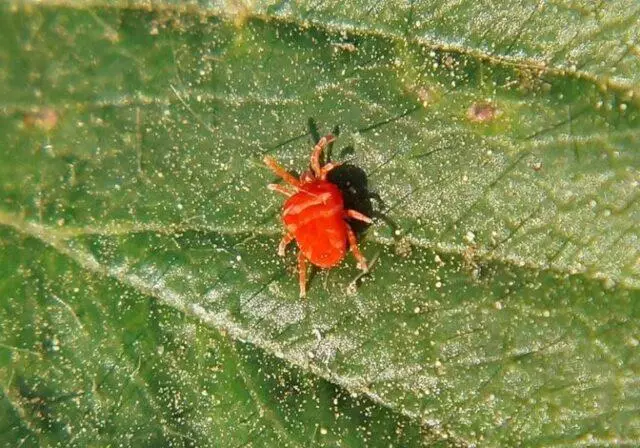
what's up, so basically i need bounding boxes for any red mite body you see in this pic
[283,180,347,268]
[264,134,371,297]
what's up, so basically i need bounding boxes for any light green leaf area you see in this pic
[0,2,638,447]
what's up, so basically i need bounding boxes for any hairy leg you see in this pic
[345,209,373,224]
[310,134,336,178]
[268,184,295,197]
[346,224,368,271]
[319,162,343,180]
[298,251,308,298]
[263,156,301,188]
[278,233,295,257]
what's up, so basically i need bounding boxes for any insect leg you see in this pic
[278,233,295,256]
[310,134,336,178]
[268,184,295,197]
[263,156,301,187]
[346,224,368,272]
[345,209,373,224]
[319,162,343,180]
[298,251,308,298]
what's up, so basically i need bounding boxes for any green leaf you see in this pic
[1,1,638,446]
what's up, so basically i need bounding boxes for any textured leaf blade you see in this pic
[0,2,639,447]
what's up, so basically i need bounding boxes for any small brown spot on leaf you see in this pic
[404,82,438,108]
[23,108,59,131]
[466,102,498,123]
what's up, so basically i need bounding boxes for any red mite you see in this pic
[264,134,372,297]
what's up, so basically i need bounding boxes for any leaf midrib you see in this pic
[1,209,635,290]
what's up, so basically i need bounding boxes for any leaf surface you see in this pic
[1,2,639,446]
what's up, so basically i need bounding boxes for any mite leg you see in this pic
[278,233,295,256]
[346,224,368,271]
[319,162,343,180]
[263,156,301,188]
[345,209,373,224]
[268,184,295,197]
[298,251,308,298]
[310,134,336,178]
